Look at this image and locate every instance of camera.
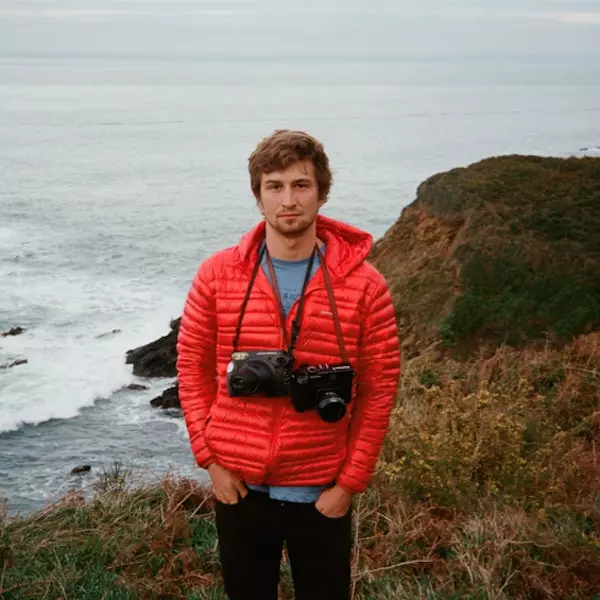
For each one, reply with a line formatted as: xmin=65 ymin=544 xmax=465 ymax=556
xmin=226 ymin=350 xmax=293 ymax=397
xmin=292 ymin=363 xmax=355 ymax=423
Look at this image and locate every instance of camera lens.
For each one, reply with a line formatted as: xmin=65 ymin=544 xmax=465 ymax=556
xmin=317 ymin=393 xmax=347 ymax=423
xmin=231 ymin=360 xmax=274 ymax=395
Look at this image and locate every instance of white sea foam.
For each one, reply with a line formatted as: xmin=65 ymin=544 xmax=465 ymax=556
xmin=0 ymin=266 xmax=183 ymax=434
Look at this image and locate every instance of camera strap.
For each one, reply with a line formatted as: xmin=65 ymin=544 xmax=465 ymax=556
xmin=315 ymin=244 xmax=350 ymax=365
xmin=264 ymin=248 xmax=302 ymax=347
xmin=232 ymin=243 xmax=315 ymax=353
xmin=285 ymin=246 xmax=317 ymax=356
xmin=232 ymin=243 xmax=267 ymax=353
xmin=233 ymin=240 xmax=350 ymax=366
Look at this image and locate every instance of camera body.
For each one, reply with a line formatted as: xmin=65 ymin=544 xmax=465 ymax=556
xmin=226 ymin=350 xmax=293 ymax=397
xmin=292 ymin=363 xmax=355 ymax=423
xmin=226 ymin=351 xmax=355 ymax=423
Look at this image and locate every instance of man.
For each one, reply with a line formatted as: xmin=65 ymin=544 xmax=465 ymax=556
xmin=176 ymin=130 xmax=401 ymax=600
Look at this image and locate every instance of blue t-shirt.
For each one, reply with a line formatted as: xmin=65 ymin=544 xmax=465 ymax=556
xmin=246 ymin=245 xmax=328 ymax=503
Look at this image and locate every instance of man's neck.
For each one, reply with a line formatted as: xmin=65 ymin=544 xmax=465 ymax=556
xmin=265 ymin=224 xmax=323 ymax=261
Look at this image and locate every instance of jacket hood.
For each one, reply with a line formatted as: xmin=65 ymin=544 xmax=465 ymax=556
xmin=236 ymin=214 xmax=373 ymax=281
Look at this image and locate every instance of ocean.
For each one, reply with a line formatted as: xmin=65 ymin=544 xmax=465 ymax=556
xmin=1 ymin=56 xmax=599 ymax=516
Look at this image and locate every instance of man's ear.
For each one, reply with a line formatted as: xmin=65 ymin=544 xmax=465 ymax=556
xmin=256 ymin=198 xmax=264 ymax=215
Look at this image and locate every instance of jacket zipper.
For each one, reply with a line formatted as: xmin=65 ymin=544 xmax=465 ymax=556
xmin=258 ymin=269 xmax=327 ymax=481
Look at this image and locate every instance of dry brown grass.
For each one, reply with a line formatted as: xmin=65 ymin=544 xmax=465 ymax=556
xmin=1 ymin=335 xmax=599 ymax=599
xmin=361 ymin=332 xmax=600 ymax=599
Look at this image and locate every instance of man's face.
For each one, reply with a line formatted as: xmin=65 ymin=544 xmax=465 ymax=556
xmin=257 ymin=160 xmax=324 ymax=238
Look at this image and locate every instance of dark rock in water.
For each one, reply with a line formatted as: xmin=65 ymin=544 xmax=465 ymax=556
xmin=71 ymin=465 xmax=92 ymax=475
xmin=96 ymin=329 xmax=122 ymax=339
xmin=121 ymin=383 xmax=149 ymax=391
xmin=0 ymin=358 xmax=28 ymax=370
xmin=1 ymin=326 xmax=25 ymax=338
xmin=150 ymin=384 xmax=180 ymax=409
xmin=126 ymin=318 xmax=180 ymax=377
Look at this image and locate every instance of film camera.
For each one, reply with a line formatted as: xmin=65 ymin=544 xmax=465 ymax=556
xmin=226 ymin=350 xmax=354 ymax=423
xmin=226 ymin=350 xmax=293 ymax=397
xmin=292 ymin=363 xmax=354 ymax=423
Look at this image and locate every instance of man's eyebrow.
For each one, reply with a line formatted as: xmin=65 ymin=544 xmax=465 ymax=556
xmin=263 ymin=177 xmax=312 ymax=184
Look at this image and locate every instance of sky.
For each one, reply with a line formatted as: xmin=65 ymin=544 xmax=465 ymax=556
xmin=0 ymin=0 xmax=599 ymax=61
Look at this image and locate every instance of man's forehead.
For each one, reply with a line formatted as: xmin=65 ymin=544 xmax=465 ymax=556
xmin=261 ymin=161 xmax=315 ymax=181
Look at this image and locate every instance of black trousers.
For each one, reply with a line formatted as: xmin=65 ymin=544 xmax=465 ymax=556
xmin=214 ymin=490 xmax=352 ymax=600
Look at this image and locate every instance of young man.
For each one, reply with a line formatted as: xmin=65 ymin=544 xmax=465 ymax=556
xmin=176 ymin=130 xmax=401 ymax=600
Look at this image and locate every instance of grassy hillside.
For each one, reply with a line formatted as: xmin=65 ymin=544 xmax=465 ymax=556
xmin=370 ymin=155 xmax=600 ymax=358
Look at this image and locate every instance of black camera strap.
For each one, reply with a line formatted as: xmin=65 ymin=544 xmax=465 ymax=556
xmin=264 ymin=251 xmax=293 ymax=346
xmin=232 ymin=243 xmax=266 ymax=353
xmin=284 ymin=246 xmax=317 ymax=356
xmin=233 ymin=240 xmax=349 ymax=365
xmin=315 ymin=244 xmax=350 ymax=365
xmin=232 ymin=243 xmax=315 ymax=353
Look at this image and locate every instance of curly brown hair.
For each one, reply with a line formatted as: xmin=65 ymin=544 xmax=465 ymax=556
xmin=248 ymin=130 xmax=333 ymax=202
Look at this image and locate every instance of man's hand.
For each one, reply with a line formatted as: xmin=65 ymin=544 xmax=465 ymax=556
xmin=315 ymin=485 xmax=353 ymax=518
xmin=207 ymin=463 xmax=248 ymax=504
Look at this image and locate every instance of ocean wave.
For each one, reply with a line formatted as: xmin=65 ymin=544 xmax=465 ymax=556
xmin=0 ymin=331 xmax=128 ymax=433
xmin=0 ymin=304 xmax=181 ymax=434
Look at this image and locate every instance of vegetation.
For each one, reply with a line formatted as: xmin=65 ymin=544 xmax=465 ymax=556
xmin=2 ymin=334 xmax=598 ymax=599
xmin=371 ymin=155 xmax=600 ymax=357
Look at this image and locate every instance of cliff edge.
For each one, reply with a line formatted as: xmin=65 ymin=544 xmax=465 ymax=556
xmin=370 ymin=154 xmax=600 ymax=358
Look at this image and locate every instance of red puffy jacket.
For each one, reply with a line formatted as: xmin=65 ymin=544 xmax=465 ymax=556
xmin=176 ymin=215 xmax=401 ymax=494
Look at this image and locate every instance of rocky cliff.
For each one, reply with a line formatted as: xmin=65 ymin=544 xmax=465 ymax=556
xmin=370 ymin=154 xmax=600 ymax=358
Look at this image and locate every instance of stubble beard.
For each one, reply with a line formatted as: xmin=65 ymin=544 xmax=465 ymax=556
xmin=272 ymin=215 xmax=315 ymax=239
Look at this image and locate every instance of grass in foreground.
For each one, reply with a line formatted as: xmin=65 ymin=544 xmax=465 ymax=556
xmin=1 ymin=335 xmax=599 ymax=599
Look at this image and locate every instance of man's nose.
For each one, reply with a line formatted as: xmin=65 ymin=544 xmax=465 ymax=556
xmin=281 ymin=186 xmax=296 ymax=207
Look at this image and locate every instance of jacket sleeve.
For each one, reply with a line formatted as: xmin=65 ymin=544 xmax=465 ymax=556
xmin=336 ymin=273 xmax=401 ymax=494
xmin=176 ymin=259 xmax=218 ymax=469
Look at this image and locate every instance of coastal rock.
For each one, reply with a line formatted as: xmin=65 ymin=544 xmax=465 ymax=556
xmin=578 ymin=145 xmax=600 ymax=154
xmin=125 ymin=318 xmax=180 ymax=377
xmin=150 ymin=385 xmax=180 ymax=409
xmin=96 ymin=329 xmax=122 ymax=339
xmin=121 ymin=383 xmax=149 ymax=391
xmin=1 ymin=326 xmax=25 ymax=338
xmin=0 ymin=358 xmax=28 ymax=370
xmin=71 ymin=465 xmax=92 ymax=475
